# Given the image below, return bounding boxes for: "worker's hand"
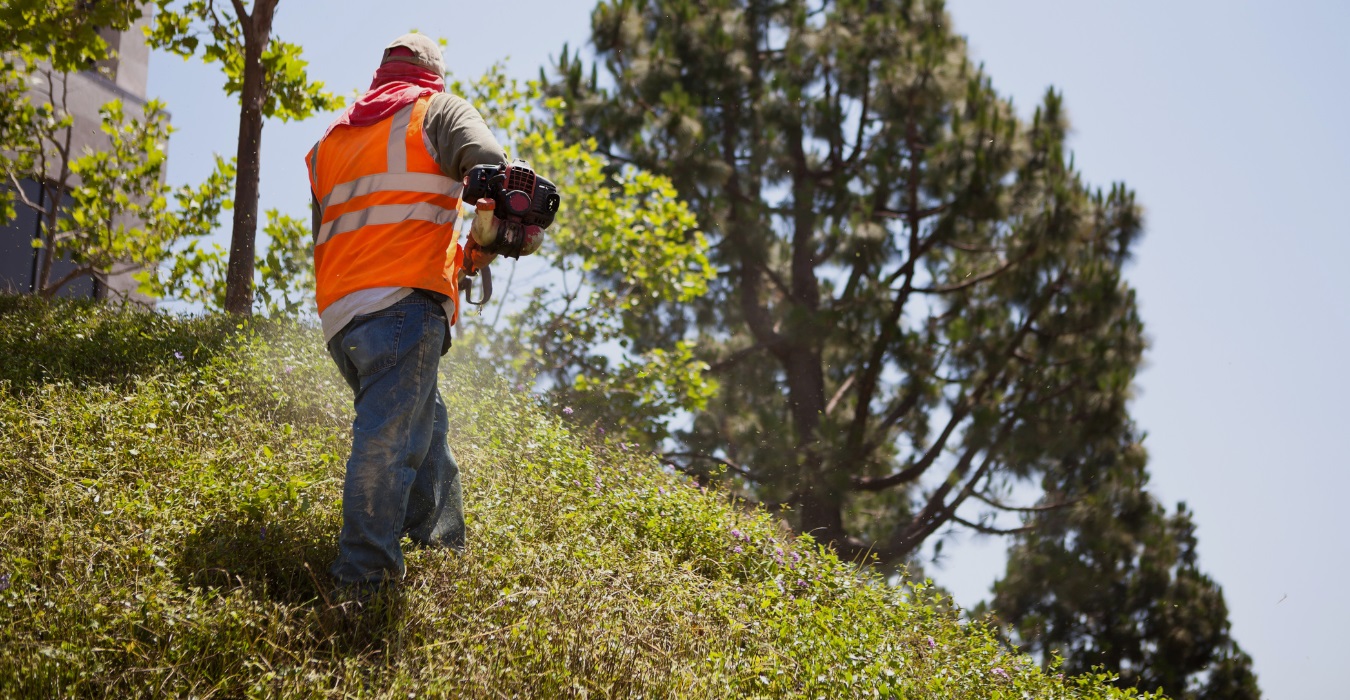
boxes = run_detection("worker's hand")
[463,236,496,276]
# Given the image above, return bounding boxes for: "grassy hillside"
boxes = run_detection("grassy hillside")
[0,296,1161,698]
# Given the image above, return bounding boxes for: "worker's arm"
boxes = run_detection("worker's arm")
[421,93,506,180]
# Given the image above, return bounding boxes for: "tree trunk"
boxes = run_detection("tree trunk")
[782,48,840,543]
[36,216,55,294]
[36,181,67,296]
[787,345,842,542]
[222,3,275,316]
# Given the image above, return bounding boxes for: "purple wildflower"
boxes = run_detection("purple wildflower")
[796,579,807,588]
[259,526,267,541]
[597,426,605,435]
[283,365,294,375]
[562,406,574,415]
[730,528,747,542]
[0,572,9,592]
[732,546,743,554]
[173,351,184,360]
[991,667,1009,680]
[926,636,937,649]
[789,551,801,563]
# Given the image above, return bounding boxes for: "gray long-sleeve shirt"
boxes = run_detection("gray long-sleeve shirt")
[421,93,507,181]
[314,92,507,342]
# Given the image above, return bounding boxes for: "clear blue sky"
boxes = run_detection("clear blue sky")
[148,1,1350,696]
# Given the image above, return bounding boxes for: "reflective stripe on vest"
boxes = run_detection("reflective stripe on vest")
[321,171,459,212]
[308,96,465,319]
[312,103,464,246]
[318,200,461,245]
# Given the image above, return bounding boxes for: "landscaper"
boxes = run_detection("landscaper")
[305,34,508,598]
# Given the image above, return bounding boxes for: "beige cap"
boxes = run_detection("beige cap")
[382,33,445,77]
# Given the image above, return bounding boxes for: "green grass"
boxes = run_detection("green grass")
[0,296,1161,698]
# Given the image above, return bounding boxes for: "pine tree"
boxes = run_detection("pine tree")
[989,433,1261,698]
[543,1,1259,691]
[551,0,1143,563]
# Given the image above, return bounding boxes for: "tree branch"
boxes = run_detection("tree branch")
[596,147,639,166]
[5,172,43,212]
[708,342,767,374]
[228,0,250,22]
[843,118,933,472]
[662,451,757,480]
[945,239,1004,254]
[911,257,1015,294]
[824,373,855,416]
[857,385,924,454]
[950,514,1035,536]
[889,430,1005,555]
[761,262,792,300]
[851,395,966,492]
[40,263,97,297]
[721,93,786,356]
[851,271,1065,494]
[844,65,872,168]
[972,491,1080,513]
[875,202,950,221]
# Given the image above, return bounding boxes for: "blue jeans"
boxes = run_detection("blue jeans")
[325,293,464,586]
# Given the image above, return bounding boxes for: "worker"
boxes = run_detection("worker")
[305,33,504,602]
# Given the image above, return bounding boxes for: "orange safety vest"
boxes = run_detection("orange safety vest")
[306,95,464,322]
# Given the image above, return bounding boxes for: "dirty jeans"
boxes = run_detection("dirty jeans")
[326,292,464,587]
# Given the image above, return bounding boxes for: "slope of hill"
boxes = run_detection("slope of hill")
[0,296,1160,698]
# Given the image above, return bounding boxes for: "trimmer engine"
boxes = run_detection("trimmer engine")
[462,159,560,257]
[458,159,560,307]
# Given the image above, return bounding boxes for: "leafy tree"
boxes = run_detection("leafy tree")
[0,8,234,299]
[0,0,144,72]
[149,0,340,315]
[142,207,314,317]
[452,66,718,444]
[987,434,1260,699]
[1,0,141,243]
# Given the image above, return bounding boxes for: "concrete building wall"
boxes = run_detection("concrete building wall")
[1,11,158,304]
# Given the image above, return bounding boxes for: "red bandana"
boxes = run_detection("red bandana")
[323,62,445,138]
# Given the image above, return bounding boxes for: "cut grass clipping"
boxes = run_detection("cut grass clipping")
[0,296,1163,698]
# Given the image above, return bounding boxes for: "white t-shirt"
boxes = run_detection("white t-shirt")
[320,286,454,344]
